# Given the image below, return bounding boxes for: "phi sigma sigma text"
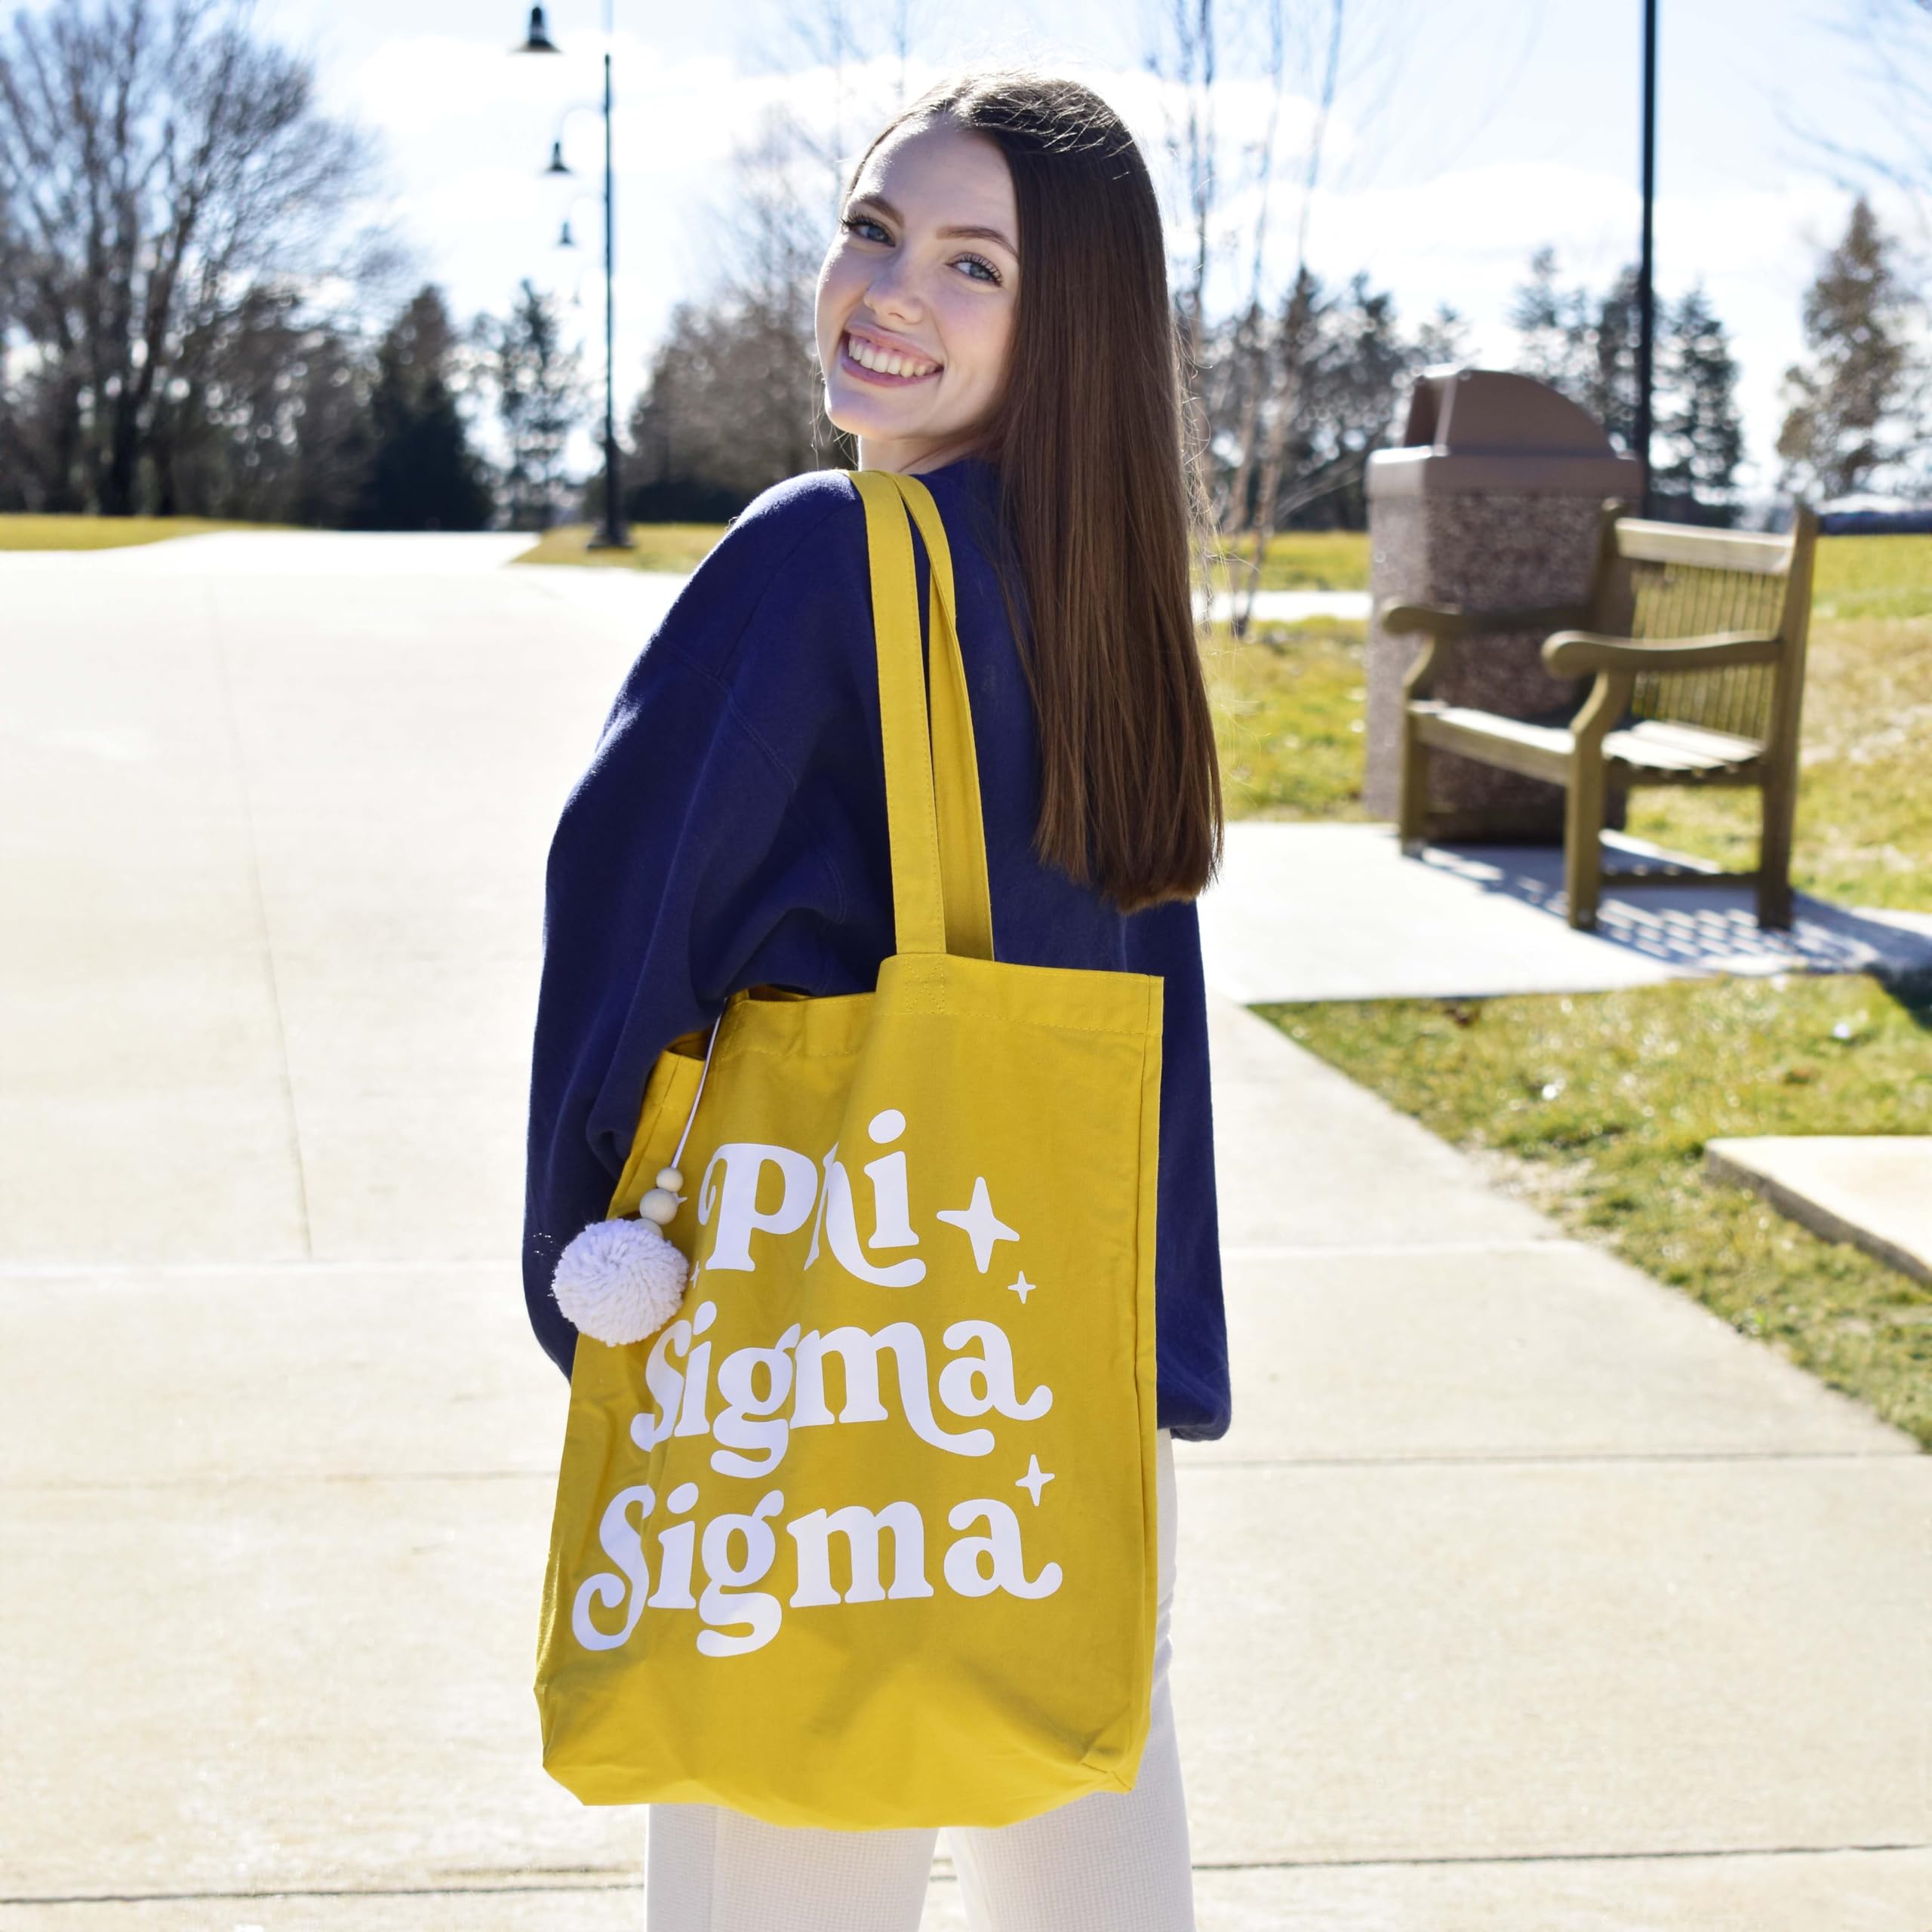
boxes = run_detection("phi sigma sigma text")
[572,1110,1060,1660]
[577,1303,1057,1657]
[572,1478,1061,1660]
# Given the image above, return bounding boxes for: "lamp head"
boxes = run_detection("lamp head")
[545,140,572,176]
[518,5,560,52]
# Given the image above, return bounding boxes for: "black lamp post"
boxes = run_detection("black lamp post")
[517,3,631,549]
[1634,0,1657,517]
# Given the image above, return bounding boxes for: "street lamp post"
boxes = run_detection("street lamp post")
[1634,0,1657,517]
[517,2,631,550]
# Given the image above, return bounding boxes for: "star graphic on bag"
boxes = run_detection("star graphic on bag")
[935,1176,1018,1273]
[1007,1270,1037,1304]
[1016,1455,1054,1506]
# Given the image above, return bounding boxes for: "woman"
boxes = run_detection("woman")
[525,70,1229,1932]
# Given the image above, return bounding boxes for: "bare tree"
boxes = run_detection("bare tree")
[1146,0,1374,604]
[1795,0,1932,240]
[1217,0,1288,534]
[1235,0,1346,595]
[626,103,838,518]
[0,0,371,514]
[1151,0,1220,380]
[885,0,931,106]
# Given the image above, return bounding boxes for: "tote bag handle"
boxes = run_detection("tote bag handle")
[851,469,995,963]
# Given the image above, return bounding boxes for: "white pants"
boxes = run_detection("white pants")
[646,1432,1192,1932]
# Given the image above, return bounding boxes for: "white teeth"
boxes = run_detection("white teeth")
[848,334,935,378]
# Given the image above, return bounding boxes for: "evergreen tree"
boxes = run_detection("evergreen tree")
[1507,248,1638,451]
[1512,251,1744,515]
[1657,285,1744,512]
[354,286,492,531]
[288,330,376,529]
[1590,266,1641,457]
[483,280,583,531]
[1777,197,1920,501]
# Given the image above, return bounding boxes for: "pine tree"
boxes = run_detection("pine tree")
[1777,198,1918,501]
[1507,249,1638,452]
[485,281,583,531]
[354,286,493,531]
[1657,285,1743,513]
[1509,247,1595,400]
[1590,266,1640,457]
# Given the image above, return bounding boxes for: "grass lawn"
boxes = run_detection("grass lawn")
[1627,534,1932,911]
[512,520,1375,592]
[1263,974,1932,1447]
[1206,618,1368,819]
[1203,532,1932,914]
[512,522,727,574]
[1232,531,1932,1447]
[1214,528,1370,592]
[0,513,266,549]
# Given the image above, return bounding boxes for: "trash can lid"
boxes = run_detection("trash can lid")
[1367,366,1644,499]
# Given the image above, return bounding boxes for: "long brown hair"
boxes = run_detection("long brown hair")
[853,72,1222,911]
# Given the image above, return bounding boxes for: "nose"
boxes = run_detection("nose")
[863,257,923,327]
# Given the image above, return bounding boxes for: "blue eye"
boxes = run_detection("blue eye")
[842,214,891,244]
[956,254,1001,285]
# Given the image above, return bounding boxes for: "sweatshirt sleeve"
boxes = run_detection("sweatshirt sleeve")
[521,472,872,1377]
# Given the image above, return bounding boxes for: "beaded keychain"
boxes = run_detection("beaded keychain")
[550,1017,722,1348]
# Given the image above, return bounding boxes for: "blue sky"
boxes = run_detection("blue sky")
[234,2,1927,490]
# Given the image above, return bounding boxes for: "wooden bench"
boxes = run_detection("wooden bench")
[1385,504,1819,931]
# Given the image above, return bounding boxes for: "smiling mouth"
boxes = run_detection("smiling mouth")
[841,331,942,385]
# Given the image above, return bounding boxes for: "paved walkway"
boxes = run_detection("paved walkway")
[1201,820,1932,1003]
[2,536,1928,1930]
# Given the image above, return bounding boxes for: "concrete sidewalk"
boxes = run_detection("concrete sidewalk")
[1200,820,1932,1003]
[2,541,1928,1930]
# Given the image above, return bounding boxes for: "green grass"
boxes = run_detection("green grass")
[511,521,728,573]
[1263,974,1932,1447]
[0,513,266,550]
[1207,619,1368,819]
[1193,532,1931,913]
[1211,529,1371,592]
[1812,531,1932,620]
[512,520,1375,592]
[1627,536,1932,911]
[1235,533,1932,1446]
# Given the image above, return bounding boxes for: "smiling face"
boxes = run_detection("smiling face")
[814,116,1020,475]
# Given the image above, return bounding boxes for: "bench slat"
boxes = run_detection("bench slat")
[1411,703,1573,782]
[1619,718,1764,763]
[1412,705,1767,782]
[1615,519,1795,576]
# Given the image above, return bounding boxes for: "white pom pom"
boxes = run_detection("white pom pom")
[552,1217,689,1346]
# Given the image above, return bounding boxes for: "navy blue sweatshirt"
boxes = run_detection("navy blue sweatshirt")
[522,458,1231,1441]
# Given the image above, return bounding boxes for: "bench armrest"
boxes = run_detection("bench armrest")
[1380,600,1592,638]
[1541,629,1782,675]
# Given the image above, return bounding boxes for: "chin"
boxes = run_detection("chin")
[827,391,918,443]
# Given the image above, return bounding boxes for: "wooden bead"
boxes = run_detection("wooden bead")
[656,1167,684,1192]
[639,1187,680,1225]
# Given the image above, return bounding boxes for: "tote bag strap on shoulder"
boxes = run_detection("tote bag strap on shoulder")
[850,469,995,963]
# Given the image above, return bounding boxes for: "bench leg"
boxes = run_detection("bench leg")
[1757,774,1796,931]
[1397,714,1429,856]
[1564,755,1605,931]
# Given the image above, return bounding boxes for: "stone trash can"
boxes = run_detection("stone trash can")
[1363,367,1644,841]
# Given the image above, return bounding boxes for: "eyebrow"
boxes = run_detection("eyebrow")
[850,192,1018,256]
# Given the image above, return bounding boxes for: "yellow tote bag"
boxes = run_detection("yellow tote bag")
[534,469,1162,1830]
